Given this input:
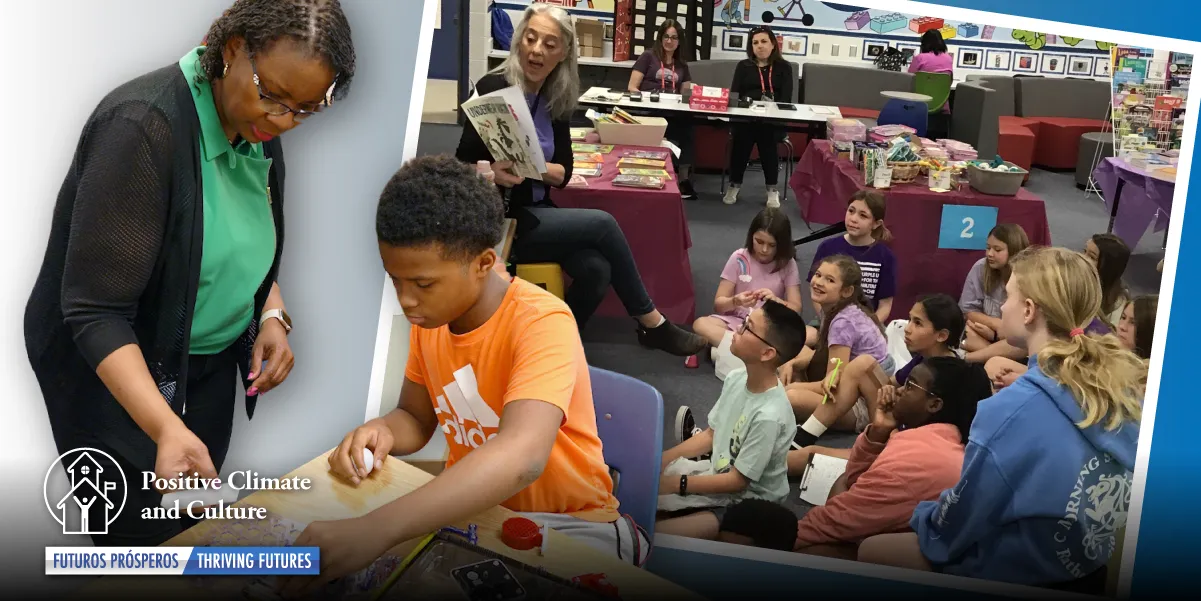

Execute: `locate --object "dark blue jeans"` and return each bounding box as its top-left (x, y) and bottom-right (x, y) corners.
top-left (512, 206), bottom-right (656, 328)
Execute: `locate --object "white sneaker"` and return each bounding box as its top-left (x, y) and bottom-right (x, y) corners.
top-left (722, 186), bottom-right (739, 205)
top-left (766, 188), bottom-right (781, 208)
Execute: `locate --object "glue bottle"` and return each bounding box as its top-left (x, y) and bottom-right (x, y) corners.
top-left (476, 160), bottom-right (495, 184)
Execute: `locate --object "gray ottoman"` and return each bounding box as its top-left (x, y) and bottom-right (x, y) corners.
top-left (1076, 131), bottom-right (1114, 188)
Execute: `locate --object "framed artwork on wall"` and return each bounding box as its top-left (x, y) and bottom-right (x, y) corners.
top-left (863, 40), bottom-right (890, 62)
top-left (957, 48), bottom-right (982, 69)
top-left (723, 29), bottom-right (745, 51)
top-left (895, 42), bottom-right (920, 64)
top-left (985, 49), bottom-right (1012, 71)
top-left (1095, 57), bottom-right (1112, 77)
top-left (781, 35), bottom-right (808, 57)
top-left (1068, 56), bottom-right (1095, 76)
top-left (1040, 52), bottom-right (1068, 75)
top-left (1014, 51), bottom-right (1038, 73)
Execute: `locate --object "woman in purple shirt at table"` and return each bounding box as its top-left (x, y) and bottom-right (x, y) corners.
top-left (454, 4), bottom-right (706, 357)
top-left (628, 19), bottom-right (698, 200)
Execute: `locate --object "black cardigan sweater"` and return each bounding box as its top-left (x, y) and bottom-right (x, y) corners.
top-left (24, 64), bottom-right (285, 468)
top-left (730, 58), bottom-right (795, 103)
top-left (455, 73), bottom-right (573, 236)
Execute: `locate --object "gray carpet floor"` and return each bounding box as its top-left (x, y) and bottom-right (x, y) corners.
top-left (417, 122), bottom-right (1166, 517)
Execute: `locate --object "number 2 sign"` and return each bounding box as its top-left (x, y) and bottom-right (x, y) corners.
top-left (938, 205), bottom-right (999, 250)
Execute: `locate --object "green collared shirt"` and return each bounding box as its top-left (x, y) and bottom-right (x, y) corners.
top-left (179, 47), bottom-right (277, 355)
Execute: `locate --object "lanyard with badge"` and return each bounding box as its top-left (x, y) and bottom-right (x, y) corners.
top-left (660, 62), bottom-right (677, 94)
top-left (757, 63), bottom-right (774, 101)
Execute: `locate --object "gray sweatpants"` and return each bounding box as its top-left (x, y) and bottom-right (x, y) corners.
top-left (518, 512), bottom-right (651, 567)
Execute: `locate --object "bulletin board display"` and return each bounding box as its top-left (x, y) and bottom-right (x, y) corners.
top-left (627, 0), bottom-right (715, 61)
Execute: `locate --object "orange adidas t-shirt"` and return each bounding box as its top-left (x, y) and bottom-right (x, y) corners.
top-left (405, 278), bottom-right (620, 523)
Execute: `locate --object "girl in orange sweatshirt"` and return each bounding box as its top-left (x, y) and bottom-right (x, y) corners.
top-left (793, 356), bottom-right (992, 553)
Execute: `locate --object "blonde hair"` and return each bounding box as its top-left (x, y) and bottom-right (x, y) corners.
top-left (493, 4), bottom-right (580, 121)
top-left (1009, 247), bottom-right (1145, 431)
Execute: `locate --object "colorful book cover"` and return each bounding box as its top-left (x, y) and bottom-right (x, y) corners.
top-left (566, 174), bottom-right (590, 187)
top-left (621, 149), bottom-right (670, 160)
top-left (612, 174), bottom-right (666, 189)
top-left (574, 161), bottom-right (602, 170)
top-left (572, 143), bottom-right (615, 153)
top-left (575, 167), bottom-right (603, 177)
top-left (573, 152), bottom-right (604, 163)
top-left (618, 168), bottom-right (673, 179)
top-left (461, 87), bottom-right (546, 180)
top-left (617, 157), bottom-right (667, 168)
top-left (570, 127), bottom-right (595, 141)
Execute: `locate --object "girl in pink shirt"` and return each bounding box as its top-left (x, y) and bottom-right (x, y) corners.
top-left (793, 356), bottom-right (992, 554)
top-left (694, 208), bottom-right (803, 350)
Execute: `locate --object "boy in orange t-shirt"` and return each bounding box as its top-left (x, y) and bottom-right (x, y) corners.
top-left (282, 156), bottom-right (645, 594)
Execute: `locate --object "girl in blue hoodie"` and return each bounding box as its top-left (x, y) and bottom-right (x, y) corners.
top-left (857, 246), bottom-right (1145, 590)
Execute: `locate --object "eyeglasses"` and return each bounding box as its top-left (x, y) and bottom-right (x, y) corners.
top-left (662, 34), bottom-right (679, 41)
top-left (248, 52), bottom-right (331, 121)
top-left (901, 379), bottom-right (938, 399)
top-left (738, 317), bottom-right (777, 351)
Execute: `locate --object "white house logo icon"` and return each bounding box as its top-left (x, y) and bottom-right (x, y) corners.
top-left (43, 448), bottom-right (128, 535)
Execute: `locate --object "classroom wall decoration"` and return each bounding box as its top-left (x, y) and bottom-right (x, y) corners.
top-left (628, 0), bottom-right (716, 60)
top-left (500, 1), bottom-right (1112, 77)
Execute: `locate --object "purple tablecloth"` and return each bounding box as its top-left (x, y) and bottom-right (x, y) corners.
top-left (1092, 157), bottom-right (1174, 248)
top-left (556, 144), bottom-right (696, 324)
top-left (790, 140), bottom-right (1053, 323)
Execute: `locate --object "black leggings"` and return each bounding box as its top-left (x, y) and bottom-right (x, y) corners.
top-left (58, 346), bottom-right (239, 547)
top-left (512, 206), bottom-right (656, 328)
top-left (665, 117), bottom-right (695, 168)
top-left (730, 122), bottom-right (786, 186)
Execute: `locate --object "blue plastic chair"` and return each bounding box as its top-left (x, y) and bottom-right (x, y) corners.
top-left (590, 366), bottom-right (664, 541)
top-left (877, 97), bottom-right (929, 138)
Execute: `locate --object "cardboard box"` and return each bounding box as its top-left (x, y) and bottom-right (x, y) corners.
top-left (577, 18), bottom-right (604, 59)
top-left (689, 86), bottom-right (730, 112)
top-left (594, 116), bottom-right (668, 147)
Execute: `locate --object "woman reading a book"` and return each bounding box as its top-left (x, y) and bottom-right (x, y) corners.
top-left (455, 3), bottom-right (706, 357)
top-left (627, 19), bottom-right (698, 200)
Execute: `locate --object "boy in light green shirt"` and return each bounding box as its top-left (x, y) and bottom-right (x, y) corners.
top-left (654, 299), bottom-right (806, 540)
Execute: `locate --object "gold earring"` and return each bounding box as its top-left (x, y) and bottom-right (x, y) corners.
top-left (223, 62), bottom-right (229, 78)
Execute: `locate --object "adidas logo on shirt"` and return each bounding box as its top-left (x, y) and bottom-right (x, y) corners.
top-left (432, 365), bottom-right (500, 450)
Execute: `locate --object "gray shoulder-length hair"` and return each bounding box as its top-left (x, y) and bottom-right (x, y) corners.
top-left (491, 3), bottom-right (580, 121)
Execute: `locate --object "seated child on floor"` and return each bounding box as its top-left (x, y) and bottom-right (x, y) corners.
top-left (793, 357), bottom-right (992, 554)
top-left (787, 294), bottom-right (967, 476)
top-left (961, 224), bottom-right (1030, 353)
top-left (1117, 294), bottom-right (1158, 360)
top-left (858, 246), bottom-right (1144, 589)
top-left (810, 190), bottom-right (897, 324)
top-left (717, 499), bottom-right (800, 551)
top-left (658, 300), bottom-right (806, 541)
top-left (781, 255), bottom-right (893, 448)
top-left (984, 245), bottom-right (1115, 390)
top-left (693, 208), bottom-right (803, 369)
top-left (1084, 233), bottom-right (1132, 328)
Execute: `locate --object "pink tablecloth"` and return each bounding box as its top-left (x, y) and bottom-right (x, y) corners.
top-left (555, 145), bottom-right (696, 324)
top-left (790, 140), bottom-right (1053, 323)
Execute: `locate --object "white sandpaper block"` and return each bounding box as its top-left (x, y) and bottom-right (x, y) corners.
top-left (361, 448), bottom-right (375, 475)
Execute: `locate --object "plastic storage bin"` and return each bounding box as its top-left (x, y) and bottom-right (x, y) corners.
top-left (828, 118), bottom-right (867, 143)
top-left (967, 162), bottom-right (1028, 196)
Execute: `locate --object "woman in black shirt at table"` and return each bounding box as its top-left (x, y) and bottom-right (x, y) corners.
top-left (455, 3), bottom-right (705, 356)
top-left (724, 26), bottom-right (793, 209)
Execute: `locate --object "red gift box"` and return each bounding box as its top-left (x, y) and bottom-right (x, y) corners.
top-left (689, 86), bottom-right (730, 112)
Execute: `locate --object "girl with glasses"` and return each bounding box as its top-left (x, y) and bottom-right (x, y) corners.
top-left (25, 0), bottom-right (356, 547)
top-left (793, 356), bottom-right (991, 557)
